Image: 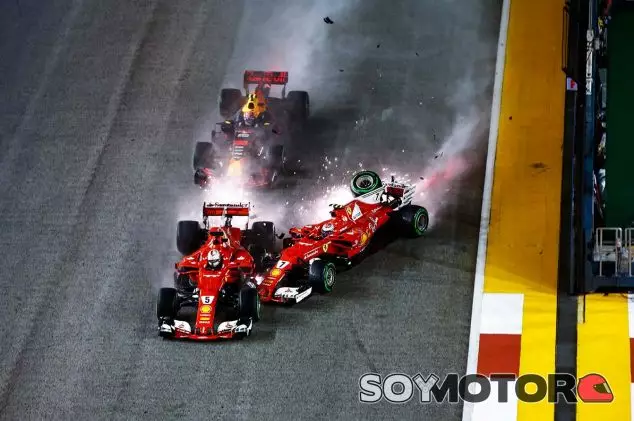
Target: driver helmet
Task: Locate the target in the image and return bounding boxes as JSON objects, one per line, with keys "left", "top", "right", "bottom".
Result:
{"left": 242, "top": 93, "right": 267, "bottom": 117}
{"left": 321, "top": 222, "right": 335, "bottom": 237}
{"left": 207, "top": 249, "right": 222, "bottom": 269}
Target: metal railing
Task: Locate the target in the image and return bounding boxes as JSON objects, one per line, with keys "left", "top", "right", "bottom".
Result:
{"left": 593, "top": 227, "right": 634, "bottom": 276}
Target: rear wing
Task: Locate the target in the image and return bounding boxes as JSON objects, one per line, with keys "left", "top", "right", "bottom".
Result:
{"left": 357, "top": 178, "right": 415, "bottom": 209}
{"left": 243, "top": 70, "right": 288, "bottom": 88}
{"left": 203, "top": 202, "right": 250, "bottom": 217}
{"left": 384, "top": 180, "right": 415, "bottom": 209}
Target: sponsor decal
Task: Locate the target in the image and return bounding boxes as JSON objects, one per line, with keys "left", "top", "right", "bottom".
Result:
{"left": 351, "top": 204, "right": 362, "bottom": 220}
{"left": 359, "top": 372, "right": 614, "bottom": 404}
{"left": 303, "top": 248, "right": 319, "bottom": 260}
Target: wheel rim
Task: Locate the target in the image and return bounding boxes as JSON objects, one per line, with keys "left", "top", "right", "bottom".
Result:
{"left": 355, "top": 174, "right": 375, "bottom": 190}
{"left": 324, "top": 266, "right": 335, "bottom": 290}
{"left": 415, "top": 211, "right": 429, "bottom": 234}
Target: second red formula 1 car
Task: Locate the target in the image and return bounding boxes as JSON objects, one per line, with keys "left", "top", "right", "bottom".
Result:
{"left": 157, "top": 202, "right": 278, "bottom": 340}
{"left": 257, "top": 170, "right": 430, "bottom": 304}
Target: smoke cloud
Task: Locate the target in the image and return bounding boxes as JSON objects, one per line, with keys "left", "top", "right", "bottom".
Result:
{"left": 185, "top": 0, "right": 497, "bottom": 236}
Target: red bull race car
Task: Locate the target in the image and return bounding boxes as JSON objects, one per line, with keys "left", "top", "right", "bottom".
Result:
{"left": 257, "top": 170, "right": 429, "bottom": 304}
{"left": 193, "top": 70, "right": 309, "bottom": 189}
{"left": 157, "top": 203, "right": 278, "bottom": 340}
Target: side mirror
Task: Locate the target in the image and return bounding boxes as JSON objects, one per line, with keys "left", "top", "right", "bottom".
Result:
{"left": 277, "top": 233, "right": 285, "bottom": 239}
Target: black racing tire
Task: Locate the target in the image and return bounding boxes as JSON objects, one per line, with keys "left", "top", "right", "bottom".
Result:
{"left": 157, "top": 287, "right": 177, "bottom": 319}
{"left": 286, "top": 90, "right": 309, "bottom": 122}
{"left": 219, "top": 88, "right": 243, "bottom": 119}
{"left": 398, "top": 205, "right": 429, "bottom": 238}
{"left": 252, "top": 221, "right": 275, "bottom": 250}
{"left": 247, "top": 244, "right": 266, "bottom": 272}
{"left": 177, "top": 221, "right": 206, "bottom": 255}
{"left": 238, "top": 286, "right": 261, "bottom": 322}
{"left": 308, "top": 259, "right": 336, "bottom": 293}
{"left": 350, "top": 170, "right": 382, "bottom": 196}
{"left": 193, "top": 142, "right": 214, "bottom": 169}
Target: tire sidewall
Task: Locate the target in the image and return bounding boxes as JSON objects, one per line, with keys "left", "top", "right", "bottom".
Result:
{"left": 322, "top": 263, "right": 335, "bottom": 292}
{"left": 411, "top": 207, "right": 429, "bottom": 236}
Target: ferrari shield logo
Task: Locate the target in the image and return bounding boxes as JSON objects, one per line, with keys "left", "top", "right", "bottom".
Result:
{"left": 360, "top": 233, "right": 368, "bottom": 245}
{"left": 346, "top": 206, "right": 352, "bottom": 216}
{"left": 270, "top": 268, "right": 281, "bottom": 276}
{"left": 323, "top": 243, "right": 329, "bottom": 252}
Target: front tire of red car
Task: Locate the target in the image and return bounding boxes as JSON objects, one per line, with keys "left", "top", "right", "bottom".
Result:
{"left": 308, "top": 259, "right": 336, "bottom": 293}
{"left": 157, "top": 288, "right": 177, "bottom": 338}
{"left": 239, "top": 286, "right": 261, "bottom": 322}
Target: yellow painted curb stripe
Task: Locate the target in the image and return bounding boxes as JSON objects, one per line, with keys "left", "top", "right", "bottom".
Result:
{"left": 577, "top": 295, "right": 630, "bottom": 420}
{"left": 482, "top": 0, "right": 565, "bottom": 420}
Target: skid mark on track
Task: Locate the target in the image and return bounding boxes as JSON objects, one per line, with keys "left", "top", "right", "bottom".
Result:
{"left": 0, "top": 1, "right": 160, "bottom": 417}
{"left": 0, "top": 0, "right": 84, "bottom": 172}
{"left": 352, "top": 327, "right": 378, "bottom": 373}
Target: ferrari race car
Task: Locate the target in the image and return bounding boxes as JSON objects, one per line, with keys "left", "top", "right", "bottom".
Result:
{"left": 157, "top": 202, "right": 279, "bottom": 340}
{"left": 193, "top": 70, "right": 309, "bottom": 189}
{"left": 257, "top": 170, "right": 430, "bottom": 304}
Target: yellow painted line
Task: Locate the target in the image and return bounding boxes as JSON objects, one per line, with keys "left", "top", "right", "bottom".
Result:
{"left": 482, "top": 0, "right": 564, "bottom": 420}
{"left": 577, "top": 295, "right": 630, "bottom": 420}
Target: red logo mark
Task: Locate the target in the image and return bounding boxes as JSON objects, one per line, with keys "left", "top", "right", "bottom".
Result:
{"left": 577, "top": 373, "right": 613, "bottom": 403}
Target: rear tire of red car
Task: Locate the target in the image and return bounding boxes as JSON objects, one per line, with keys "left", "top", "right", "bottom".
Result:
{"left": 350, "top": 170, "right": 382, "bottom": 196}
{"left": 238, "top": 286, "right": 261, "bottom": 322}
{"left": 219, "top": 88, "right": 243, "bottom": 119}
{"left": 250, "top": 221, "right": 276, "bottom": 250}
{"left": 398, "top": 205, "right": 429, "bottom": 238}
{"left": 157, "top": 287, "right": 177, "bottom": 320}
{"left": 247, "top": 244, "right": 266, "bottom": 272}
{"left": 177, "top": 221, "right": 206, "bottom": 255}
{"left": 308, "top": 259, "right": 336, "bottom": 293}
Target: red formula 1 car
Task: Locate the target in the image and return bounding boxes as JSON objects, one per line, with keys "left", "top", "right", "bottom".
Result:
{"left": 156, "top": 203, "right": 278, "bottom": 340}
{"left": 193, "top": 70, "right": 309, "bottom": 190}
{"left": 257, "top": 170, "right": 430, "bottom": 304}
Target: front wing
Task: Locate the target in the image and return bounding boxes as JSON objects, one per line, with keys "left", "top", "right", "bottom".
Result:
{"left": 159, "top": 318, "right": 253, "bottom": 340}
{"left": 259, "top": 285, "right": 312, "bottom": 304}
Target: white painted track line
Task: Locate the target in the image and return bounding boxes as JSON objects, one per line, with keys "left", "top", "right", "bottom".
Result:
{"left": 462, "top": 0, "right": 512, "bottom": 419}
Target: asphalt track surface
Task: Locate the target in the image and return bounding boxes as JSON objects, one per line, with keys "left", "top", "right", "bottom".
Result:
{"left": 0, "top": 1, "right": 501, "bottom": 420}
